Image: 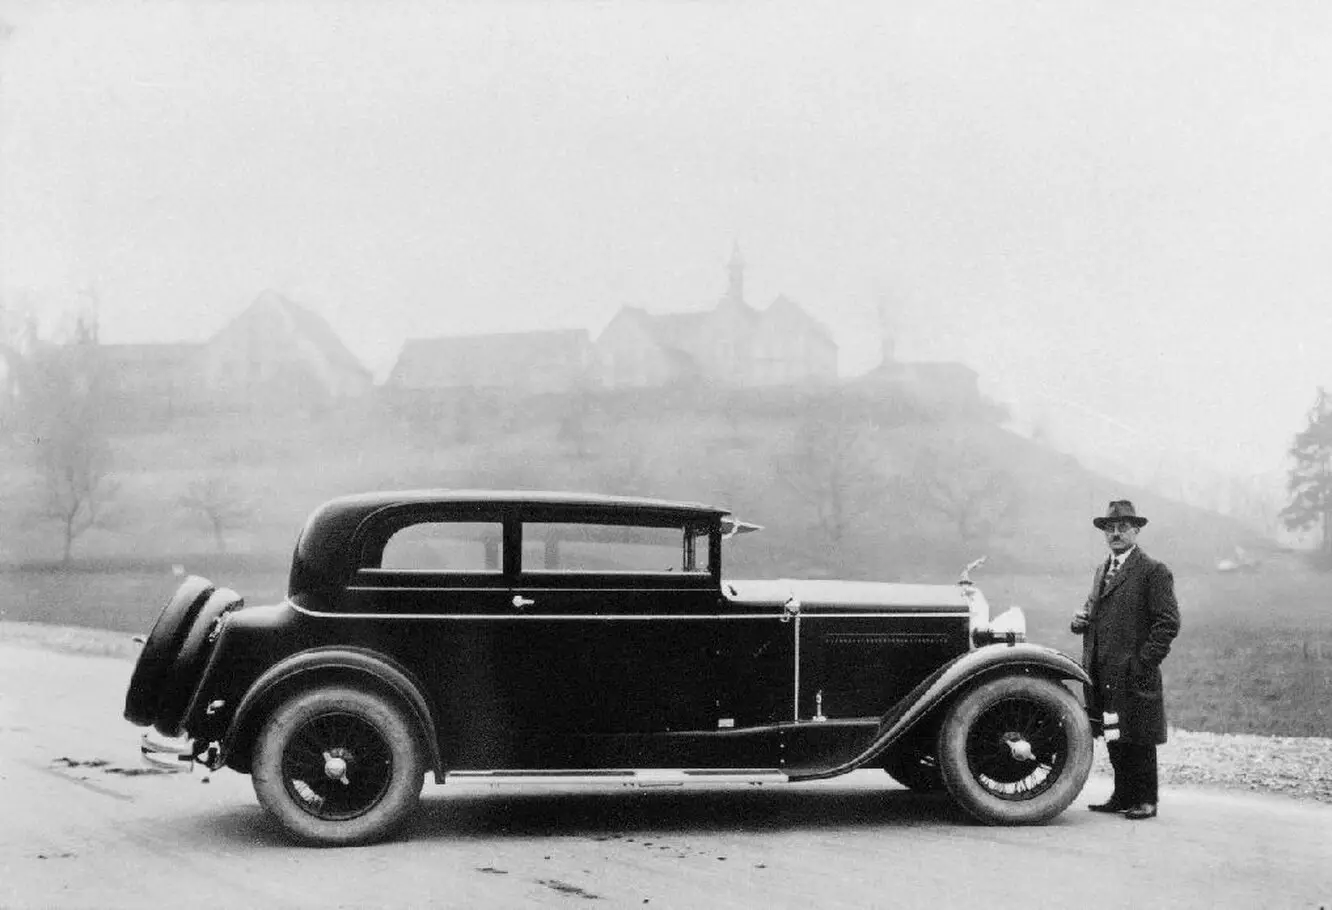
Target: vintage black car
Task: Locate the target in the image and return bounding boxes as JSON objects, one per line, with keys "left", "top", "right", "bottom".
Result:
{"left": 124, "top": 490, "right": 1094, "bottom": 845}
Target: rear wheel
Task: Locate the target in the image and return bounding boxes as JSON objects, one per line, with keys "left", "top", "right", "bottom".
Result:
{"left": 252, "top": 686, "right": 426, "bottom": 846}
{"left": 936, "top": 675, "right": 1092, "bottom": 825}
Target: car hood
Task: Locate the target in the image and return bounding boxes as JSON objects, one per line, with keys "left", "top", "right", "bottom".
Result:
{"left": 723, "top": 578, "right": 973, "bottom": 612}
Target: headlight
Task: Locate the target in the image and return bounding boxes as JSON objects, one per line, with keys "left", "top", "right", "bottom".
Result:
{"left": 971, "top": 605, "right": 1027, "bottom": 647}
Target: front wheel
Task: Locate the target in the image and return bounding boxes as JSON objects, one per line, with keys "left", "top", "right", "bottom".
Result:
{"left": 252, "top": 686, "right": 425, "bottom": 846}
{"left": 936, "top": 675, "right": 1092, "bottom": 825}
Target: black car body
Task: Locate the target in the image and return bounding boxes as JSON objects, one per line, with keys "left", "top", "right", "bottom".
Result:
{"left": 125, "top": 490, "right": 1094, "bottom": 845}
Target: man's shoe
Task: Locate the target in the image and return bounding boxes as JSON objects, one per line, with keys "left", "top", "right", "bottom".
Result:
{"left": 1088, "top": 799, "right": 1127, "bottom": 813}
{"left": 1123, "top": 803, "right": 1157, "bottom": 820}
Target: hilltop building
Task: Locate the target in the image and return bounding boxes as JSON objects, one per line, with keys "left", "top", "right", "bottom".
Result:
{"left": 386, "top": 245, "right": 839, "bottom": 394}
{"left": 98, "top": 291, "right": 372, "bottom": 420}
{"left": 595, "top": 244, "right": 837, "bottom": 389}
{"left": 387, "top": 329, "right": 593, "bottom": 394}
{"left": 201, "top": 291, "right": 372, "bottom": 408}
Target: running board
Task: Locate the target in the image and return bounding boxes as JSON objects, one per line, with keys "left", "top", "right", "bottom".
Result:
{"left": 444, "top": 769, "right": 789, "bottom": 788}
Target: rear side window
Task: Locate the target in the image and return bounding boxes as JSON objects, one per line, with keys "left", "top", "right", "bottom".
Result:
{"left": 522, "top": 522, "right": 711, "bottom": 573}
{"left": 379, "top": 521, "right": 503, "bottom": 572}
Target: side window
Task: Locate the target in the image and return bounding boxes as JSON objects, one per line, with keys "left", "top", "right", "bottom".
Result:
{"left": 522, "top": 522, "right": 712, "bottom": 573}
{"left": 379, "top": 521, "right": 503, "bottom": 573}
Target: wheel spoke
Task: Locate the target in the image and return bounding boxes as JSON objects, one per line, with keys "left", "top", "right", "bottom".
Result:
{"left": 963, "top": 696, "right": 1070, "bottom": 800}
{"left": 282, "top": 711, "right": 394, "bottom": 821}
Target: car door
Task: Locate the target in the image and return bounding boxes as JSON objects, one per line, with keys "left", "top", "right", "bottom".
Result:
{"left": 340, "top": 506, "right": 521, "bottom": 769}
{"left": 504, "top": 512, "right": 720, "bottom": 759}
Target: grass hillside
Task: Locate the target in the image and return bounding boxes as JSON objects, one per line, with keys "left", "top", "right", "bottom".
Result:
{"left": 0, "top": 381, "right": 1273, "bottom": 576}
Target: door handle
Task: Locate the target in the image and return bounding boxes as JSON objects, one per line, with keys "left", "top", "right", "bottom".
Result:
{"left": 512, "top": 595, "right": 535, "bottom": 610}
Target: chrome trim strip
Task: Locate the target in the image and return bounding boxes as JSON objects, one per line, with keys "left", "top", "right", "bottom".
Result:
{"left": 445, "top": 769, "right": 789, "bottom": 787}
{"left": 294, "top": 602, "right": 970, "bottom": 621}
{"left": 348, "top": 586, "right": 713, "bottom": 594}
{"left": 792, "top": 611, "right": 801, "bottom": 722}
{"left": 799, "top": 613, "right": 969, "bottom": 620}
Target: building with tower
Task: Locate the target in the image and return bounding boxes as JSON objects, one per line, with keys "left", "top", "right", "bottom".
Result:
{"left": 593, "top": 244, "right": 838, "bottom": 389}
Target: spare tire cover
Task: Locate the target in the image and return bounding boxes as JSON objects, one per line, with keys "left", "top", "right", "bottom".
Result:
{"left": 153, "top": 587, "right": 243, "bottom": 737}
{"left": 123, "top": 576, "right": 215, "bottom": 727}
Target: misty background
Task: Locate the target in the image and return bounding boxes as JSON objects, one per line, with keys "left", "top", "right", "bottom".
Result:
{"left": 3, "top": 1, "right": 1331, "bottom": 529}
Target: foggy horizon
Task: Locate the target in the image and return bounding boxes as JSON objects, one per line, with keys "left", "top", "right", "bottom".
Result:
{"left": 3, "top": 1, "right": 1331, "bottom": 483}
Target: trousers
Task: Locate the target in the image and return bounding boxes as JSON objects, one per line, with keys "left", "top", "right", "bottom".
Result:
{"left": 1107, "top": 740, "right": 1158, "bottom": 805}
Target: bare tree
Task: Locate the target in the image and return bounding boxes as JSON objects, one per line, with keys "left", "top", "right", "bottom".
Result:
{"left": 901, "top": 435, "right": 1016, "bottom": 548}
{"left": 20, "top": 314, "right": 116, "bottom": 563}
{"left": 179, "top": 474, "right": 251, "bottom": 553}
{"left": 779, "top": 393, "right": 879, "bottom": 545}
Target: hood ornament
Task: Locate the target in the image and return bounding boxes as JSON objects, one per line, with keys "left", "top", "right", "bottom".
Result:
{"left": 959, "top": 556, "right": 987, "bottom": 587}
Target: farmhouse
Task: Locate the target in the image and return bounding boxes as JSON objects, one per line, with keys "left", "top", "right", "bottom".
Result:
{"left": 85, "top": 291, "right": 372, "bottom": 420}
{"left": 201, "top": 291, "right": 373, "bottom": 410}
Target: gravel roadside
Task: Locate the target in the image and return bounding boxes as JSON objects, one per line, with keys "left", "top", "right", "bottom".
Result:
{"left": 5, "top": 620, "right": 1329, "bottom": 806}
{"left": 1096, "top": 729, "right": 1332, "bottom": 805}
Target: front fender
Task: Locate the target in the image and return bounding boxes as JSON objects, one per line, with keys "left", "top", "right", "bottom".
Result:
{"left": 213, "top": 646, "right": 443, "bottom": 776}
{"left": 791, "top": 643, "right": 1089, "bottom": 782}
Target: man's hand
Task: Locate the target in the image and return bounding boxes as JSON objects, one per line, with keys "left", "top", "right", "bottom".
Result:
{"left": 1070, "top": 610, "right": 1090, "bottom": 634}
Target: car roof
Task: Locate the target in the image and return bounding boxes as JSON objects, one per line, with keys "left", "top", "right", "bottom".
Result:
{"left": 323, "top": 489, "right": 727, "bottom": 516}
{"left": 289, "top": 489, "right": 733, "bottom": 595}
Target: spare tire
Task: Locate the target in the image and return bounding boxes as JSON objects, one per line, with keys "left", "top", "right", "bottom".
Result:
{"left": 124, "top": 576, "right": 215, "bottom": 727}
{"left": 153, "top": 587, "right": 244, "bottom": 737}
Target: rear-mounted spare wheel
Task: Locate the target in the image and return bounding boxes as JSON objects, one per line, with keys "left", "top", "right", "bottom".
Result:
{"left": 123, "top": 576, "right": 215, "bottom": 727}
{"left": 152, "top": 587, "right": 244, "bottom": 737}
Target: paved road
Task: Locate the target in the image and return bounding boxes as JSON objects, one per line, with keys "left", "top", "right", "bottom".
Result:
{"left": 1, "top": 641, "right": 1329, "bottom": 910}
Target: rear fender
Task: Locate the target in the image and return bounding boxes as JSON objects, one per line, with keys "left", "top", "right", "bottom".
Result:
{"left": 791, "top": 643, "right": 1090, "bottom": 781}
{"left": 214, "top": 647, "right": 443, "bottom": 777}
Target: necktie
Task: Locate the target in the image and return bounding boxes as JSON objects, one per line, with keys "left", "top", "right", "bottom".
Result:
{"left": 1100, "top": 556, "right": 1120, "bottom": 595}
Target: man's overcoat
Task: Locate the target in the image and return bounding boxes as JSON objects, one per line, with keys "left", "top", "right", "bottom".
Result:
{"left": 1080, "top": 548, "right": 1181, "bottom": 745}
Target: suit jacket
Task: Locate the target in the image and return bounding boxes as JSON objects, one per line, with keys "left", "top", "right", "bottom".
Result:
{"left": 1075, "top": 547, "right": 1181, "bottom": 745}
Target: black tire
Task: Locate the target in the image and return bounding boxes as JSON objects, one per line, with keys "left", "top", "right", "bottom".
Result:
{"left": 883, "top": 736, "right": 945, "bottom": 793}
{"left": 124, "top": 576, "right": 215, "bottom": 727}
{"left": 153, "top": 587, "right": 244, "bottom": 737}
{"left": 252, "top": 686, "right": 426, "bottom": 847}
{"left": 936, "top": 675, "right": 1093, "bottom": 825}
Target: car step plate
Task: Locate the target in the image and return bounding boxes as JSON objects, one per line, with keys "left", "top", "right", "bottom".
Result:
{"left": 444, "top": 769, "right": 789, "bottom": 788}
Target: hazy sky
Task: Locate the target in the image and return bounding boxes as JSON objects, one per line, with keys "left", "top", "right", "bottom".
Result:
{"left": 2, "top": 1, "right": 1330, "bottom": 478}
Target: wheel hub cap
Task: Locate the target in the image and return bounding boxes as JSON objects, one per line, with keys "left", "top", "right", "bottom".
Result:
{"left": 1003, "top": 734, "right": 1035, "bottom": 762}
{"left": 323, "top": 751, "right": 351, "bottom": 784}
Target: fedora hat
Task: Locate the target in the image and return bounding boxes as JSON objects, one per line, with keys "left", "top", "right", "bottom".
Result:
{"left": 1092, "top": 500, "right": 1148, "bottom": 530}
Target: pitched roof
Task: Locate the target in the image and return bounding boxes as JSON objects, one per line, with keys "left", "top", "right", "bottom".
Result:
{"left": 232, "top": 291, "right": 370, "bottom": 378}
{"left": 611, "top": 294, "right": 829, "bottom": 350}
{"left": 766, "top": 294, "right": 835, "bottom": 341}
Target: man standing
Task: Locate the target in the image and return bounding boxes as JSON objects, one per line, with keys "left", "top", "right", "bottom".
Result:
{"left": 1071, "top": 500, "right": 1181, "bottom": 820}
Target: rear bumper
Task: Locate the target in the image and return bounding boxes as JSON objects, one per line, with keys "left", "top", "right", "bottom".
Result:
{"left": 140, "top": 731, "right": 195, "bottom": 772}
